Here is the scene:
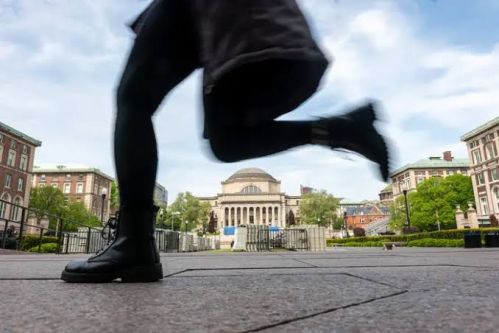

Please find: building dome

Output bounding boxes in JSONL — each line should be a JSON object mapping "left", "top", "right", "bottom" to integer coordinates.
{"left": 225, "top": 168, "right": 276, "bottom": 183}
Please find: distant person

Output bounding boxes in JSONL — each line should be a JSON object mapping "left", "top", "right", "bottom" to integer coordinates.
{"left": 62, "top": 0, "right": 389, "bottom": 282}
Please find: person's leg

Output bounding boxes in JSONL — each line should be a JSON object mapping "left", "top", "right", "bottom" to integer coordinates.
{"left": 62, "top": 0, "right": 198, "bottom": 283}
{"left": 116, "top": 1, "right": 198, "bottom": 211}
{"left": 208, "top": 103, "right": 389, "bottom": 181}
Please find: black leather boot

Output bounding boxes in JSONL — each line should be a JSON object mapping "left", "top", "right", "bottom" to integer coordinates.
{"left": 312, "top": 102, "right": 390, "bottom": 181}
{"left": 61, "top": 206, "right": 163, "bottom": 283}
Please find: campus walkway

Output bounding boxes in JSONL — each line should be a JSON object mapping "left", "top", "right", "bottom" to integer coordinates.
{"left": 2, "top": 247, "right": 499, "bottom": 332}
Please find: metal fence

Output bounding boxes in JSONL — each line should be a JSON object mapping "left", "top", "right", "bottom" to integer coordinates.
{"left": 245, "top": 225, "right": 310, "bottom": 252}
{"left": 0, "top": 199, "right": 218, "bottom": 254}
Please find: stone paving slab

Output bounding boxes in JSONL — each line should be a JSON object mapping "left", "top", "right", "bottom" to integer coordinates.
{"left": 0, "top": 272, "right": 397, "bottom": 333}
{"left": 1, "top": 248, "right": 499, "bottom": 332}
{"left": 262, "top": 291, "right": 499, "bottom": 333}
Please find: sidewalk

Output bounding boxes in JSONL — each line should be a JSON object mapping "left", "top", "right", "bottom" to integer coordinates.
{"left": 2, "top": 248, "right": 499, "bottom": 332}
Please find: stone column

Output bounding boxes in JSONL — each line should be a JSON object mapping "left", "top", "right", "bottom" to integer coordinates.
{"left": 467, "top": 203, "right": 479, "bottom": 228}
{"left": 455, "top": 205, "right": 466, "bottom": 229}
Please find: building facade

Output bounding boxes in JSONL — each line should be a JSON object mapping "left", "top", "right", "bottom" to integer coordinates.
{"left": 378, "top": 184, "right": 393, "bottom": 205}
{"left": 390, "top": 151, "right": 469, "bottom": 199}
{"left": 461, "top": 117, "right": 499, "bottom": 223}
{"left": 154, "top": 183, "right": 168, "bottom": 207}
{"left": 31, "top": 164, "right": 114, "bottom": 222}
{"left": 198, "top": 168, "right": 302, "bottom": 228}
{"left": 0, "top": 122, "right": 42, "bottom": 220}
{"left": 343, "top": 204, "right": 390, "bottom": 230}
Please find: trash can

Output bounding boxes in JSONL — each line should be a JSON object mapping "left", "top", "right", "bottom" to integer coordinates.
{"left": 464, "top": 232, "right": 481, "bottom": 248}
{"left": 484, "top": 232, "right": 499, "bottom": 247}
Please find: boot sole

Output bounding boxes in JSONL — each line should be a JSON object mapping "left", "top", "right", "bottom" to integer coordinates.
{"left": 61, "top": 263, "right": 163, "bottom": 283}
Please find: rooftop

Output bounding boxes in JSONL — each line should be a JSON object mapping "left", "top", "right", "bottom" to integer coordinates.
{"left": 391, "top": 157, "right": 469, "bottom": 177}
{"left": 0, "top": 121, "right": 42, "bottom": 147}
{"left": 224, "top": 168, "right": 277, "bottom": 183}
{"left": 461, "top": 116, "right": 499, "bottom": 141}
{"left": 33, "top": 164, "right": 114, "bottom": 181}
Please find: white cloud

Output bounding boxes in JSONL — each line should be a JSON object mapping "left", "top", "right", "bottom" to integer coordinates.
{"left": 1, "top": 0, "right": 498, "bottom": 203}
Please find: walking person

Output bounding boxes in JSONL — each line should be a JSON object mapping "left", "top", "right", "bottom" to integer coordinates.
{"left": 62, "top": 0, "right": 389, "bottom": 282}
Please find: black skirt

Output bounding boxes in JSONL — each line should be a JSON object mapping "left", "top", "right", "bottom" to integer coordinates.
{"left": 131, "top": 0, "right": 330, "bottom": 138}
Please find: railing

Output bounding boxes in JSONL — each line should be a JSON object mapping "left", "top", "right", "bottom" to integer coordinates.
{"left": 0, "top": 199, "right": 219, "bottom": 254}
{"left": 245, "top": 225, "right": 310, "bottom": 252}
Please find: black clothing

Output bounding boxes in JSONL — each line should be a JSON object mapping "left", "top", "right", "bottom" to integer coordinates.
{"left": 131, "top": 0, "right": 329, "bottom": 137}
{"left": 116, "top": 0, "right": 329, "bottom": 208}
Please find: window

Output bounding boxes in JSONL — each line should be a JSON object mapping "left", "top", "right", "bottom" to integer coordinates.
{"left": 0, "top": 133, "right": 3, "bottom": 143}
{"left": 0, "top": 145, "right": 3, "bottom": 163}
{"left": 40, "top": 174, "right": 46, "bottom": 182}
{"left": 63, "top": 183, "right": 71, "bottom": 194}
{"left": 51, "top": 183, "right": 58, "bottom": 189}
{"left": 22, "top": 145, "right": 28, "bottom": 154}
{"left": 52, "top": 176, "right": 58, "bottom": 182}
{"left": 469, "top": 140, "right": 479, "bottom": 149}
{"left": 20, "top": 155, "right": 28, "bottom": 171}
{"left": 416, "top": 177, "right": 425, "bottom": 185}
{"left": 17, "top": 178, "right": 24, "bottom": 192}
{"left": 78, "top": 174, "right": 84, "bottom": 181}
{"left": 460, "top": 169, "right": 468, "bottom": 175}
{"left": 494, "top": 187, "right": 499, "bottom": 211}
{"left": 10, "top": 140, "right": 16, "bottom": 150}
{"left": 476, "top": 172, "right": 485, "bottom": 185}
{"left": 492, "top": 168, "right": 499, "bottom": 182}
{"left": 447, "top": 170, "right": 454, "bottom": 175}
{"left": 480, "top": 197, "right": 489, "bottom": 215}
{"left": 485, "top": 143, "right": 496, "bottom": 160}
{"left": 7, "top": 150, "right": 16, "bottom": 167}
{"left": 472, "top": 150, "right": 482, "bottom": 164}
{"left": 5, "top": 174, "right": 12, "bottom": 188}
{"left": 66, "top": 174, "right": 71, "bottom": 180}
{"left": 77, "top": 183, "right": 83, "bottom": 193}
{"left": 241, "top": 185, "right": 262, "bottom": 193}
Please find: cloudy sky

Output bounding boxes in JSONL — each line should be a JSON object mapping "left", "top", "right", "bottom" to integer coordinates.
{"left": 1, "top": 0, "right": 498, "bottom": 202}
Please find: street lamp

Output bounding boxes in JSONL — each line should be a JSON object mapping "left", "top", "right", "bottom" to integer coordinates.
{"left": 184, "top": 221, "right": 189, "bottom": 234}
{"left": 100, "top": 187, "right": 108, "bottom": 225}
{"left": 402, "top": 189, "right": 411, "bottom": 229}
{"left": 343, "top": 211, "right": 350, "bottom": 238}
{"left": 171, "top": 211, "right": 180, "bottom": 231}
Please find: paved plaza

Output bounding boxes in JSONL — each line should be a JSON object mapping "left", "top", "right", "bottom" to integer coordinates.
{"left": 2, "top": 247, "right": 499, "bottom": 332}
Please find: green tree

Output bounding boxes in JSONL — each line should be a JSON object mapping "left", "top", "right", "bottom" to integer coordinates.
{"left": 158, "top": 192, "right": 211, "bottom": 232}
{"left": 110, "top": 181, "right": 120, "bottom": 211}
{"left": 61, "top": 201, "right": 101, "bottom": 231}
{"left": 29, "top": 186, "right": 66, "bottom": 229}
{"left": 299, "top": 190, "right": 340, "bottom": 227}
{"left": 388, "top": 193, "right": 416, "bottom": 230}
{"left": 390, "top": 174, "right": 474, "bottom": 232}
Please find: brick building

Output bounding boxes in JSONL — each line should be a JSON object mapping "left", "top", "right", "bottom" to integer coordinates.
{"left": 390, "top": 151, "right": 470, "bottom": 199}
{"left": 0, "top": 122, "right": 42, "bottom": 220}
{"left": 461, "top": 116, "right": 499, "bottom": 224}
{"left": 31, "top": 164, "right": 114, "bottom": 222}
{"left": 341, "top": 202, "right": 390, "bottom": 230}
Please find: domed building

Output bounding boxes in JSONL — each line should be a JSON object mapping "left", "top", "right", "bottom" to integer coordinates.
{"left": 198, "top": 168, "right": 302, "bottom": 228}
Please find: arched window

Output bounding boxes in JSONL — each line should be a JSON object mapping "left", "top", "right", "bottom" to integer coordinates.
{"left": 13, "top": 197, "right": 23, "bottom": 221}
{"left": 0, "top": 193, "right": 11, "bottom": 219}
{"left": 241, "top": 185, "right": 262, "bottom": 194}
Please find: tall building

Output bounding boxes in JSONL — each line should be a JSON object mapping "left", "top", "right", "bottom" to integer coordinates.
{"left": 31, "top": 164, "right": 114, "bottom": 222}
{"left": 378, "top": 184, "right": 393, "bottom": 205}
{"left": 154, "top": 183, "right": 168, "bottom": 207}
{"left": 390, "top": 151, "right": 469, "bottom": 199}
{"left": 461, "top": 116, "right": 499, "bottom": 223}
{"left": 198, "top": 168, "right": 302, "bottom": 228}
{"left": 0, "top": 122, "right": 42, "bottom": 220}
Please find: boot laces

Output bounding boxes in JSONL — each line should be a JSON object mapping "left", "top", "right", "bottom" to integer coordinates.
{"left": 93, "top": 212, "right": 119, "bottom": 256}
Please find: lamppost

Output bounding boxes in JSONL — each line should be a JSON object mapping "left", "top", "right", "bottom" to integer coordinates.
{"left": 184, "top": 221, "right": 189, "bottom": 234}
{"left": 402, "top": 189, "right": 411, "bottom": 229}
{"left": 343, "top": 211, "right": 349, "bottom": 238}
{"left": 100, "top": 187, "right": 108, "bottom": 225}
{"left": 171, "top": 211, "right": 180, "bottom": 231}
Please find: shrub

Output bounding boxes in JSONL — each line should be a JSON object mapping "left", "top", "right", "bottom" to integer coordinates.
{"left": 27, "top": 242, "right": 59, "bottom": 253}
{"left": 353, "top": 228, "right": 366, "bottom": 237}
{"left": 20, "top": 235, "right": 59, "bottom": 251}
{"left": 343, "top": 241, "right": 384, "bottom": 247}
{"left": 408, "top": 238, "right": 464, "bottom": 247}
{"left": 402, "top": 226, "right": 420, "bottom": 234}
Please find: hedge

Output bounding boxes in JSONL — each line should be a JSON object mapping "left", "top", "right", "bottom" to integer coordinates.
{"left": 20, "top": 235, "right": 59, "bottom": 251}
{"left": 327, "top": 228, "right": 499, "bottom": 246}
{"left": 408, "top": 238, "right": 464, "bottom": 248}
{"left": 342, "top": 241, "right": 385, "bottom": 247}
{"left": 27, "top": 243, "right": 59, "bottom": 253}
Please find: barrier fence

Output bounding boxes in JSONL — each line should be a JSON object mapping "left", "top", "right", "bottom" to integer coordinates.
{"left": 0, "top": 199, "right": 219, "bottom": 254}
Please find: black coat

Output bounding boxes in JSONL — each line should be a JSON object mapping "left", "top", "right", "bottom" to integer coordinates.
{"left": 131, "top": 0, "right": 330, "bottom": 135}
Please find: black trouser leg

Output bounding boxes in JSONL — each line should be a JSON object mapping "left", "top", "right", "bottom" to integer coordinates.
{"left": 114, "top": 0, "right": 198, "bottom": 209}
{"left": 208, "top": 121, "right": 313, "bottom": 162}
